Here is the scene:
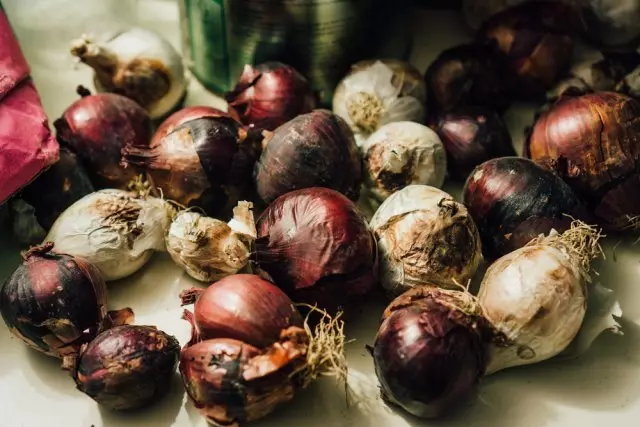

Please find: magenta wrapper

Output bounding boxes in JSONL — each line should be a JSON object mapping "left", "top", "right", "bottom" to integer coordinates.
{"left": 0, "top": 9, "right": 58, "bottom": 203}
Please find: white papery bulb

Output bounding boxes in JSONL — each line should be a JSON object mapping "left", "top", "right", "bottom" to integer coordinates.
{"left": 45, "top": 189, "right": 175, "bottom": 281}
{"left": 166, "top": 201, "right": 257, "bottom": 282}
{"left": 333, "top": 60, "right": 427, "bottom": 147}
{"left": 370, "top": 185, "right": 482, "bottom": 298}
{"left": 71, "top": 28, "right": 187, "bottom": 119}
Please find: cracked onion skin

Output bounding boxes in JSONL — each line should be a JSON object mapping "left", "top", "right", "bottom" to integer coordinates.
{"left": 73, "top": 325, "right": 180, "bottom": 410}
{"left": 254, "top": 110, "right": 362, "bottom": 204}
{"left": 463, "top": 157, "right": 587, "bottom": 260}
{"left": 524, "top": 92, "right": 640, "bottom": 231}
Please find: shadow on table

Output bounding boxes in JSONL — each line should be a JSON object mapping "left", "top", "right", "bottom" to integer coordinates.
{"left": 23, "top": 346, "right": 78, "bottom": 397}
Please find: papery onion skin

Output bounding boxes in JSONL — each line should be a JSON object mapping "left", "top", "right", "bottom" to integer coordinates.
{"left": 425, "top": 44, "right": 512, "bottom": 116}
{"left": 182, "top": 274, "right": 303, "bottom": 348}
{"left": 372, "top": 287, "right": 487, "bottom": 419}
{"left": 435, "top": 107, "right": 515, "bottom": 180}
{"left": 122, "top": 106, "right": 261, "bottom": 217}
{"left": 180, "top": 328, "right": 308, "bottom": 426}
{"left": 0, "top": 243, "right": 107, "bottom": 358}
{"left": 54, "top": 88, "right": 151, "bottom": 189}
{"left": 463, "top": 157, "right": 587, "bottom": 260}
{"left": 255, "top": 188, "right": 377, "bottom": 312}
{"left": 524, "top": 92, "right": 640, "bottom": 230}
{"left": 73, "top": 325, "right": 180, "bottom": 410}
{"left": 254, "top": 110, "right": 362, "bottom": 204}
{"left": 370, "top": 185, "right": 481, "bottom": 298}
{"left": 225, "top": 62, "right": 317, "bottom": 131}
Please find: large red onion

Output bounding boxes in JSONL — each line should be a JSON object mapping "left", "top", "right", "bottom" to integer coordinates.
{"left": 525, "top": 92, "right": 640, "bottom": 231}
{"left": 255, "top": 188, "right": 377, "bottom": 311}
{"left": 371, "top": 287, "right": 488, "bottom": 419}
{"left": 54, "top": 86, "right": 151, "bottom": 189}
{"left": 254, "top": 110, "right": 362, "bottom": 204}
{"left": 121, "top": 106, "right": 262, "bottom": 216}
{"left": 225, "top": 62, "right": 317, "bottom": 131}
{"left": 180, "top": 274, "right": 303, "bottom": 348}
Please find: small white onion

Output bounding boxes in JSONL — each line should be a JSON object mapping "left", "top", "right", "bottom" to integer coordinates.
{"left": 71, "top": 28, "right": 187, "bottom": 119}
{"left": 370, "top": 185, "right": 482, "bottom": 298}
{"left": 45, "top": 189, "right": 175, "bottom": 281}
{"left": 333, "top": 60, "right": 427, "bottom": 147}
{"left": 166, "top": 201, "right": 256, "bottom": 282}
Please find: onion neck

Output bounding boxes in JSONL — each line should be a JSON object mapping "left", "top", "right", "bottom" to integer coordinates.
{"left": 71, "top": 38, "right": 119, "bottom": 87}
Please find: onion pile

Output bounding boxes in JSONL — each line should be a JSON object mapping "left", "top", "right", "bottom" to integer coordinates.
{"left": 225, "top": 62, "right": 317, "bottom": 131}
{"left": 370, "top": 185, "right": 481, "bottom": 298}
{"left": 525, "top": 92, "right": 640, "bottom": 231}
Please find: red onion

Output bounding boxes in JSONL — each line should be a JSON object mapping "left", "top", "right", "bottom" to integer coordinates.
{"left": 255, "top": 188, "right": 377, "bottom": 312}
{"left": 254, "top": 110, "right": 362, "bottom": 204}
{"left": 525, "top": 92, "right": 640, "bottom": 231}
{"left": 180, "top": 274, "right": 303, "bottom": 348}
{"left": 0, "top": 243, "right": 132, "bottom": 358}
{"left": 225, "top": 62, "right": 317, "bottom": 131}
{"left": 434, "top": 107, "right": 515, "bottom": 180}
{"left": 121, "top": 106, "right": 262, "bottom": 216}
{"left": 72, "top": 325, "right": 180, "bottom": 410}
{"left": 54, "top": 86, "right": 151, "bottom": 189}
{"left": 371, "top": 287, "right": 488, "bottom": 419}
{"left": 463, "top": 157, "right": 588, "bottom": 260}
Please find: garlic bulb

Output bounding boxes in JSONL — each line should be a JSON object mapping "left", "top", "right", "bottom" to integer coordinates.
{"left": 333, "top": 60, "right": 427, "bottom": 147}
{"left": 370, "top": 185, "right": 482, "bottom": 298}
{"left": 362, "top": 122, "right": 447, "bottom": 203}
{"left": 479, "top": 222, "right": 603, "bottom": 374}
{"left": 71, "top": 28, "right": 187, "bottom": 120}
{"left": 166, "top": 201, "right": 256, "bottom": 282}
{"left": 45, "top": 189, "right": 176, "bottom": 281}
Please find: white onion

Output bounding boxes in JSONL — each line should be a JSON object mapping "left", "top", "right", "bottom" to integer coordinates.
{"left": 71, "top": 28, "right": 187, "bottom": 119}
{"left": 45, "top": 189, "right": 175, "bottom": 281}
{"left": 370, "top": 185, "right": 482, "bottom": 298}
{"left": 333, "top": 60, "right": 427, "bottom": 147}
{"left": 166, "top": 201, "right": 256, "bottom": 282}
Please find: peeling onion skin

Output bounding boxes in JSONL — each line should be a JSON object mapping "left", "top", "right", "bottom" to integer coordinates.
{"left": 54, "top": 89, "right": 152, "bottom": 190}
{"left": 435, "top": 108, "right": 515, "bottom": 180}
{"left": 0, "top": 243, "right": 107, "bottom": 358}
{"left": 225, "top": 62, "right": 318, "bottom": 131}
{"left": 524, "top": 92, "right": 640, "bottom": 231}
{"left": 122, "top": 106, "right": 262, "bottom": 217}
{"left": 254, "top": 110, "right": 363, "bottom": 204}
{"left": 370, "top": 185, "right": 482, "bottom": 298}
{"left": 372, "top": 287, "right": 487, "bottom": 419}
{"left": 73, "top": 325, "right": 180, "bottom": 410}
{"left": 463, "top": 157, "right": 587, "bottom": 260}
{"left": 255, "top": 188, "right": 377, "bottom": 312}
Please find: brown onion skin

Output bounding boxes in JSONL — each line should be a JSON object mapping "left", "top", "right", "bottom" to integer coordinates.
{"left": 255, "top": 188, "right": 377, "bottom": 312}
{"left": 478, "top": 1, "right": 576, "bottom": 101}
{"left": 54, "top": 88, "right": 151, "bottom": 189}
{"left": 0, "top": 243, "right": 107, "bottom": 358}
{"left": 424, "top": 44, "right": 512, "bottom": 116}
{"left": 254, "top": 110, "right": 362, "bottom": 204}
{"left": 525, "top": 92, "right": 640, "bottom": 230}
{"left": 184, "top": 274, "right": 303, "bottom": 348}
{"left": 74, "top": 325, "right": 180, "bottom": 410}
{"left": 372, "top": 287, "right": 487, "bottom": 419}
{"left": 225, "top": 62, "right": 318, "bottom": 131}
{"left": 121, "top": 106, "right": 262, "bottom": 217}
{"left": 434, "top": 107, "right": 515, "bottom": 180}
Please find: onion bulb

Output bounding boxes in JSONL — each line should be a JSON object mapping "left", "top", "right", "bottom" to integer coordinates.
{"left": 578, "top": 0, "right": 640, "bottom": 52}
{"left": 71, "top": 28, "right": 187, "bottom": 120}
{"left": 362, "top": 122, "right": 447, "bottom": 203}
{"left": 479, "top": 221, "right": 603, "bottom": 374}
{"left": 45, "top": 189, "right": 176, "bottom": 281}
{"left": 166, "top": 201, "right": 256, "bottom": 282}
{"left": 461, "top": 0, "right": 530, "bottom": 29}
{"left": 333, "top": 60, "right": 427, "bottom": 146}
{"left": 525, "top": 91, "right": 640, "bottom": 231}
{"left": 371, "top": 286, "right": 488, "bottom": 418}
{"left": 370, "top": 185, "right": 482, "bottom": 298}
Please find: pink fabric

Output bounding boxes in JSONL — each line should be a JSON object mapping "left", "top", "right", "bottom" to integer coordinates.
{"left": 0, "top": 9, "right": 59, "bottom": 203}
